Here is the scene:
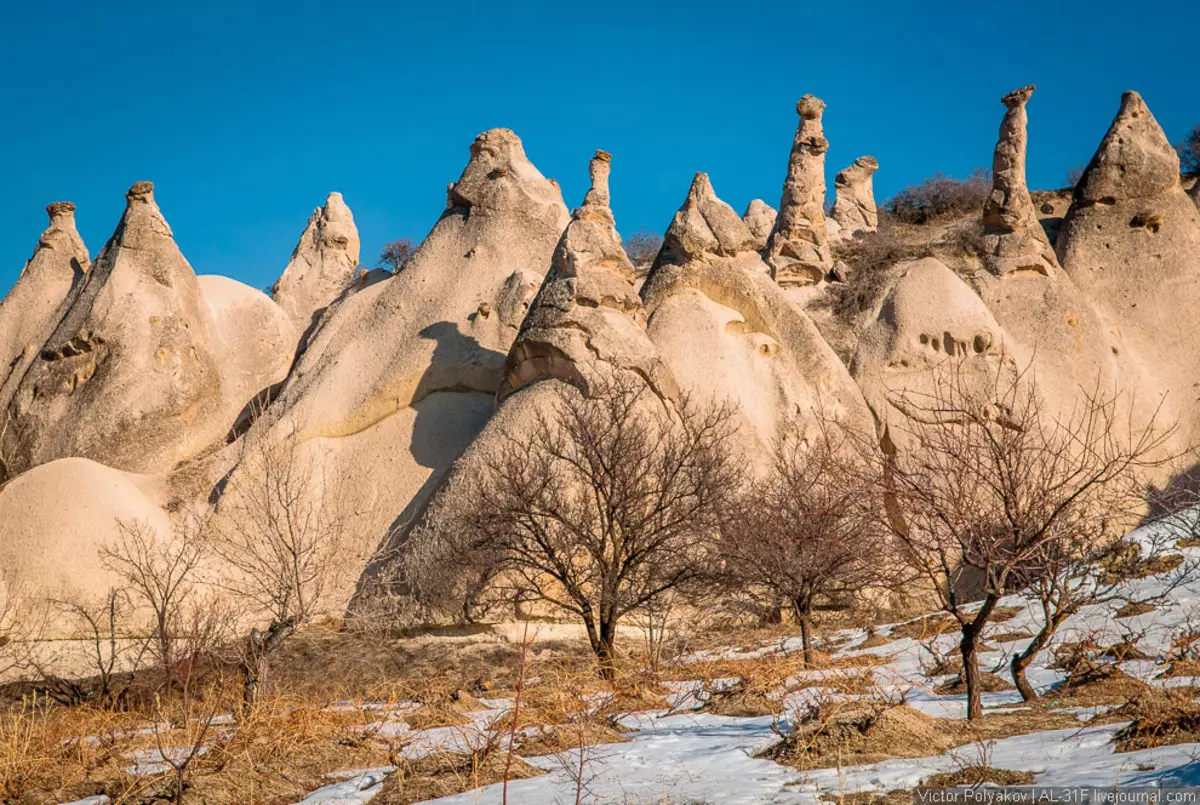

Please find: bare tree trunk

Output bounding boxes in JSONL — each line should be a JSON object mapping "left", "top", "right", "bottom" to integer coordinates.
{"left": 242, "top": 618, "right": 295, "bottom": 706}
{"left": 794, "top": 597, "right": 815, "bottom": 666}
{"left": 596, "top": 616, "right": 618, "bottom": 681}
{"left": 960, "top": 594, "right": 999, "bottom": 721}
{"left": 1010, "top": 612, "right": 1065, "bottom": 702}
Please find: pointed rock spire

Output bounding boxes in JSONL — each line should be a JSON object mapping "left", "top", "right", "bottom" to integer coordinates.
{"left": 3, "top": 182, "right": 228, "bottom": 479}
{"left": 981, "top": 86, "right": 1057, "bottom": 276}
{"left": 656, "top": 173, "right": 760, "bottom": 268}
{"left": 742, "top": 199, "right": 778, "bottom": 248}
{"left": 0, "top": 202, "right": 90, "bottom": 422}
{"left": 1073, "top": 91, "right": 1180, "bottom": 205}
{"left": 500, "top": 150, "right": 674, "bottom": 401}
{"left": 830, "top": 156, "right": 879, "bottom": 241}
{"left": 272, "top": 192, "right": 361, "bottom": 330}
{"left": 766, "top": 95, "right": 833, "bottom": 285}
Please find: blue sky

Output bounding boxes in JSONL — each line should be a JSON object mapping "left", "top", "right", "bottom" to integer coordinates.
{"left": 1, "top": 0, "right": 1195, "bottom": 297}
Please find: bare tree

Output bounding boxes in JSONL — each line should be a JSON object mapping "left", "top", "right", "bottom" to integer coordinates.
{"left": 1177, "top": 124, "right": 1200, "bottom": 174}
{"left": 378, "top": 238, "right": 416, "bottom": 272}
{"left": 0, "top": 568, "right": 37, "bottom": 682}
{"left": 1065, "top": 164, "right": 1087, "bottom": 188}
{"left": 719, "top": 419, "right": 900, "bottom": 664}
{"left": 863, "top": 366, "right": 1177, "bottom": 719}
{"left": 456, "top": 375, "right": 742, "bottom": 677}
{"left": 101, "top": 519, "right": 210, "bottom": 691}
{"left": 209, "top": 425, "right": 349, "bottom": 705}
{"left": 621, "top": 229, "right": 662, "bottom": 272}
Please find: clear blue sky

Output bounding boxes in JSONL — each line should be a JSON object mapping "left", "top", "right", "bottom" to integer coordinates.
{"left": 1, "top": 0, "right": 1195, "bottom": 298}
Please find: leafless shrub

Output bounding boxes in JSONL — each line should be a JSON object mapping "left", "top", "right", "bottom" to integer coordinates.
{"left": 209, "top": 420, "right": 350, "bottom": 705}
{"left": 886, "top": 168, "right": 990, "bottom": 225}
{"left": 621, "top": 229, "right": 663, "bottom": 273}
{"left": 1177, "top": 124, "right": 1200, "bottom": 174}
{"left": 1065, "top": 164, "right": 1087, "bottom": 188}
{"left": 449, "top": 374, "right": 743, "bottom": 677}
{"left": 378, "top": 237, "right": 416, "bottom": 272}
{"left": 718, "top": 418, "right": 903, "bottom": 663}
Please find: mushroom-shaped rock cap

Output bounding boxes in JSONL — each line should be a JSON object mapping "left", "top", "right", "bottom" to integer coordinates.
{"left": 126, "top": 181, "right": 155, "bottom": 203}
{"left": 1075, "top": 91, "right": 1180, "bottom": 203}
{"left": 1002, "top": 85, "right": 1036, "bottom": 109}
{"left": 797, "top": 94, "right": 826, "bottom": 120}
{"left": 46, "top": 201, "right": 76, "bottom": 223}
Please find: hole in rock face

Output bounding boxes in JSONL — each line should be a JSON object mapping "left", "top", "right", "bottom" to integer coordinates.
{"left": 943, "top": 332, "right": 957, "bottom": 356}
{"left": 973, "top": 332, "right": 991, "bottom": 353}
{"left": 919, "top": 334, "right": 929, "bottom": 345}
{"left": 1128, "top": 213, "right": 1162, "bottom": 234}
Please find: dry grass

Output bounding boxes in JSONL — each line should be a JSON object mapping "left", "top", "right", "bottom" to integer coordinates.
{"left": 372, "top": 751, "right": 543, "bottom": 805}
{"left": 923, "top": 766, "right": 1035, "bottom": 787}
{"left": 1112, "top": 691, "right": 1200, "bottom": 752}
{"left": 765, "top": 702, "right": 958, "bottom": 770}
{"left": 889, "top": 614, "right": 958, "bottom": 641}
{"left": 933, "top": 672, "right": 1014, "bottom": 695}
{"left": 990, "top": 631, "right": 1035, "bottom": 644}
{"left": 1114, "top": 602, "right": 1157, "bottom": 619}
{"left": 1049, "top": 661, "right": 1152, "bottom": 707}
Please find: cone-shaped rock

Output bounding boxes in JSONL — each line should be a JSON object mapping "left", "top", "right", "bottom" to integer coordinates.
{"left": 271, "top": 192, "right": 361, "bottom": 331}
{"left": 501, "top": 150, "right": 676, "bottom": 400}
{"left": 0, "top": 202, "right": 89, "bottom": 418}
{"left": 643, "top": 172, "right": 872, "bottom": 453}
{"left": 3, "top": 183, "right": 230, "bottom": 478}
{"left": 658, "top": 173, "right": 760, "bottom": 265}
{"left": 1056, "top": 90, "right": 1200, "bottom": 442}
{"left": 211, "top": 128, "right": 570, "bottom": 613}
{"left": 742, "top": 199, "right": 777, "bottom": 249}
{"left": 830, "top": 156, "right": 879, "bottom": 241}
{"left": 981, "top": 86, "right": 1058, "bottom": 276}
{"left": 766, "top": 95, "right": 833, "bottom": 285}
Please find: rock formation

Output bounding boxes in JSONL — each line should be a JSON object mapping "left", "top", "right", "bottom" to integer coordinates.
{"left": 662, "top": 173, "right": 761, "bottom": 264}
{"left": 2, "top": 183, "right": 232, "bottom": 479}
{"left": 1056, "top": 90, "right": 1200, "bottom": 439}
{"left": 830, "top": 156, "right": 879, "bottom": 242}
{"left": 500, "top": 150, "right": 676, "bottom": 401}
{"left": 765, "top": 95, "right": 832, "bottom": 285}
{"left": 644, "top": 172, "right": 872, "bottom": 451}
{"left": 210, "top": 128, "right": 570, "bottom": 611}
{"left": 271, "top": 192, "right": 361, "bottom": 332}
{"left": 0, "top": 203, "right": 89, "bottom": 424}
{"left": 981, "top": 86, "right": 1058, "bottom": 276}
{"left": 741, "top": 199, "right": 777, "bottom": 248}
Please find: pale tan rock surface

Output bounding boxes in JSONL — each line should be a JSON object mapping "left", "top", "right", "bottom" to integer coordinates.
{"left": 271, "top": 192, "right": 361, "bottom": 331}
{"left": 850, "top": 257, "right": 1019, "bottom": 447}
{"left": 2, "top": 183, "right": 232, "bottom": 479}
{"left": 830, "top": 156, "right": 879, "bottom": 241}
{"left": 500, "top": 150, "right": 677, "bottom": 401}
{"left": 197, "top": 274, "right": 298, "bottom": 404}
{"left": 982, "top": 86, "right": 1058, "bottom": 276}
{"left": 212, "top": 129, "right": 570, "bottom": 610}
{"left": 0, "top": 457, "right": 171, "bottom": 620}
{"left": 644, "top": 173, "right": 872, "bottom": 451}
{"left": 0, "top": 203, "right": 89, "bottom": 432}
{"left": 367, "top": 151, "right": 676, "bottom": 623}
{"left": 741, "top": 199, "right": 777, "bottom": 248}
{"left": 766, "top": 95, "right": 833, "bottom": 285}
{"left": 1056, "top": 91, "right": 1200, "bottom": 441}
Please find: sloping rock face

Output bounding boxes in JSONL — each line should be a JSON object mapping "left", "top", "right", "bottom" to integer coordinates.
{"left": 2, "top": 183, "right": 232, "bottom": 479}
{"left": 213, "top": 129, "right": 570, "bottom": 610}
{"left": 0, "top": 203, "right": 89, "bottom": 422}
{"left": 500, "top": 150, "right": 677, "bottom": 401}
{"left": 365, "top": 151, "right": 677, "bottom": 623}
{"left": 766, "top": 95, "right": 832, "bottom": 285}
{"left": 830, "top": 156, "right": 879, "bottom": 241}
{"left": 271, "top": 193, "right": 361, "bottom": 331}
{"left": 1056, "top": 91, "right": 1200, "bottom": 436}
{"left": 982, "top": 86, "right": 1058, "bottom": 276}
{"left": 643, "top": 173, "right": 872, "bottom": 451}
{"left": 742, "top": 199, "right": 777, "bottom": 248}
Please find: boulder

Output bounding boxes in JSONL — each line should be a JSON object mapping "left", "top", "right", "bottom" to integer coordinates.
{"left": 741, "top": 199, "right": 777, "bottom": 248}
{"left": 271, "top": 192, "right": 361, "bottom": 332}
{"left": 0, "top": 202, "right": 89, "bottom": 428}
{"left": 2, "top": 183, "right": 231, "bottom": 479}
{"left": 766, "top": 95, "right": 833, "bottom": 285}
{"left": 830, "top": 156, "right": 879, "bottom": 241}
{"left": 981, "top": 86, "right": 1058, "bottom": 276}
